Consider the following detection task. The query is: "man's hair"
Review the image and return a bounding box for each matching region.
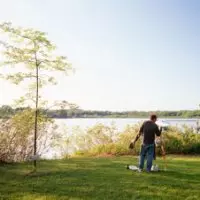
[150,114,157,121]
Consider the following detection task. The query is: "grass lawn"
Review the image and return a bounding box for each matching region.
[0,156,200,200]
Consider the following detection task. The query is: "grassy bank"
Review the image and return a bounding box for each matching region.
[0,156,200,200]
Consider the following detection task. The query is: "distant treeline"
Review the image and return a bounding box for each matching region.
[0,105,200,119]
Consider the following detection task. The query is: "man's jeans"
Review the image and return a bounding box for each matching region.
[139,144,155,171]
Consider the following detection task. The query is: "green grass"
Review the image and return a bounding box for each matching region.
[0,156,200,200]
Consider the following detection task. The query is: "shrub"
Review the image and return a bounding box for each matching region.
[71,123,200,157]
[0,109,56,163]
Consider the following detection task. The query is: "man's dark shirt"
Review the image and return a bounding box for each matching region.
[139,120,161,145]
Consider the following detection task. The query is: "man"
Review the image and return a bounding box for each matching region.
[129,114,162,172]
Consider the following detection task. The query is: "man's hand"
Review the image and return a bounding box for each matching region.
[129,142,135,149]
[129,132,141,149]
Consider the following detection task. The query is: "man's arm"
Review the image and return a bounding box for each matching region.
[129,123,144,149]
[155,124,162,136]
[132,132,142,144]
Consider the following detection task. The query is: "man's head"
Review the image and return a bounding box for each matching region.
[150,114,157,123]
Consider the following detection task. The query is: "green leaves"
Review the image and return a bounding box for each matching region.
[0,22,74,108]
[5,72,35,84]
[47,76,57,85]
[0,22,73,76]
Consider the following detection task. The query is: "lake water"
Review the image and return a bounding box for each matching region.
[55,118,199,132]
[42,118,199,159]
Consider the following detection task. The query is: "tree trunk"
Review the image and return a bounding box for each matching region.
[34,64,39,168]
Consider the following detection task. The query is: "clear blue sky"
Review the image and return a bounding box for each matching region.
[0,0,200,111]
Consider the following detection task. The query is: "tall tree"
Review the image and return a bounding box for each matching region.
[0,22,73,168]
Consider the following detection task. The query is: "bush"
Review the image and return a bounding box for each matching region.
[71,123,200,157]
[0,109,56,163]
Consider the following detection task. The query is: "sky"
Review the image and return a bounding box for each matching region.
[0,0,200,111]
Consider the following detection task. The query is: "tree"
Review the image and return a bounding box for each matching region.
[0,22,73,169]
[0,105,14,118]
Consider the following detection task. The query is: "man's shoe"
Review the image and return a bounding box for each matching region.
[138,168,142,173]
